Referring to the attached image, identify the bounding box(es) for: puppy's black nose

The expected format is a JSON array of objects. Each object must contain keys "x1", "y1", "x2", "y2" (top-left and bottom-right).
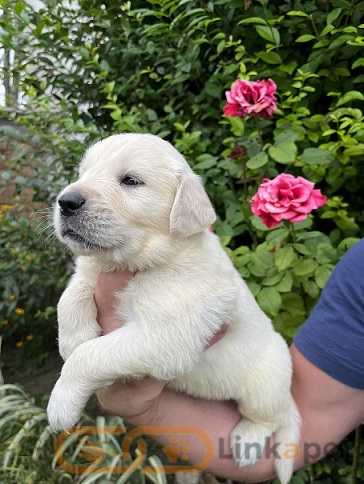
[{"x1": 58, "y1": 191, "x2": 85, "y2": 217}]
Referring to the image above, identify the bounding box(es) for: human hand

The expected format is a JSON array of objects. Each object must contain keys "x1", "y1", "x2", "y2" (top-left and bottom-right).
[
  {"x1": 94, "y1": 270, "x2": 133, "y2": 334},
  {"x1": 94, "y1": 270, "x2": 165, "y2": 423}
]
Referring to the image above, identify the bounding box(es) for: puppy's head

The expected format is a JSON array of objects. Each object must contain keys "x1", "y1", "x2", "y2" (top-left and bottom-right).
[{"x1": 54, "y1": 133, "x2": 216, "y2": 264}]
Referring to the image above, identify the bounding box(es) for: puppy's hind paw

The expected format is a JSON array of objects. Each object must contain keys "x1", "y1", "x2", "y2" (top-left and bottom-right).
[
  {"x1": 47, "y1": 381, "x2": 84, "y2": 432},
  {"x1": 230, "y1": 419, "x2": 273, "y2": 467}
]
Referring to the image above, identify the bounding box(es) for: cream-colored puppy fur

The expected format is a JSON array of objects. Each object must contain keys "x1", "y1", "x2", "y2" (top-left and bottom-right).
[{"x1": 47, "y1": 133, "x2": 300, "y2": 484}]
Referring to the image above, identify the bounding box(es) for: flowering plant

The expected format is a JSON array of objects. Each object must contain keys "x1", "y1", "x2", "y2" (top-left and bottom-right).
[
  {"x1": 222, "y1": 78, "x2": 327, "y2": 231},
  {"x1": 251, "y1": 174, "x2": 327, "y2": 229},
  {"x1": 224, "y1": 79, "x2": 277, "y2": 119},
  {"x1": 218, "y1": 75, "x2": 349, "y2": 331}
]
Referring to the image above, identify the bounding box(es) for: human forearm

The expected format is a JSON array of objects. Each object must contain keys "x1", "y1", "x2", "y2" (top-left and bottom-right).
[
  {"x1": 127, "y1": 388, "x2": 276, "y2": 482},
  {"x1": 124, "y1": 345, "x2": 364, "y2": 482}
]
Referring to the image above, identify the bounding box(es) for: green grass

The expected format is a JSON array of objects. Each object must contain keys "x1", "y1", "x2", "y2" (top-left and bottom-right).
[{"x1": 0, "y1": 385, "x2": 169, "y2": 484}]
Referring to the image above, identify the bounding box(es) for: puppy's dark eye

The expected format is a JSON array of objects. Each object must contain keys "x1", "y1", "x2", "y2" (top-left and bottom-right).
[{"x1": 120, "y1": 175, "x2": 144, "y2": 186}]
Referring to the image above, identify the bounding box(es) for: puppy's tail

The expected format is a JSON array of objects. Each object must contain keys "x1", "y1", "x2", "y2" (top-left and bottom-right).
[{"x1": 274, "y1": 397, "x2": 301, "y2": 484}]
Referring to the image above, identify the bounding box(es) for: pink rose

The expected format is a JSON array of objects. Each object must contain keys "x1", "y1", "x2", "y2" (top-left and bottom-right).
[
  {"x1": 251, "y1": 173, "x2": 327, "y2": 229},
  {"x1": 224, "y1": 79, "x2": 277, "y2": 119}
]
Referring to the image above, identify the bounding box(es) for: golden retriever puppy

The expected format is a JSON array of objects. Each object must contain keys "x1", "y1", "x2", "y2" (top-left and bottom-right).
[{"x1": 47, "y1": 134, "x2": 300, "y2": 484}]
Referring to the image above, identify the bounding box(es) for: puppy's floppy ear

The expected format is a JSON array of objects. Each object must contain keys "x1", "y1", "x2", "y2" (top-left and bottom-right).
[{"x1": 169, "y1": 174, "x2": 216, "y2": 237}]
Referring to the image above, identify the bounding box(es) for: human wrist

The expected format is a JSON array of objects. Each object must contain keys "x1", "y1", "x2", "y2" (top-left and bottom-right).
[
  {"x1": 98, "y1": 317, "x2": 122, "y2": 335},
  {"x1": 126, "y1": 392, "x2": 163, "y2": 426}
]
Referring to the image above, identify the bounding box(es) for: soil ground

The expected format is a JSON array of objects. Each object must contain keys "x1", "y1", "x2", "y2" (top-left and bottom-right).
[{"x1": 1, "y1": 343, "x2": 62, "y2": 396}]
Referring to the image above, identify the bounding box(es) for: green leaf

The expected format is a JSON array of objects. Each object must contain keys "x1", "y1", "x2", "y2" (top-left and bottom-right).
[
  {"x1": 195, "y1": 155, "x2": 217, "y2": 170},
  {"x1": 293, "y1": 243, "x2": 311, "y2": 256},
  {"x1": 300, "y1": 147, "x2": 333, "y2": 165},
  {"x1": 321, "y1": 24, "x2": 335, "y2": 37},
  {"x1": 110, "y1": 108, "x2": 122, "y2": 121},
  {"x1": 337, "y1": 91, "x2": 364, "y2": 107},
  {"x1": 294, "y1": 259, "x2": 318, "y2": 276},
  {"x1": 262, "y1": 272, "x2": 284, "y2": 286},
  {"x1": 250, "y1": 215, "x2": 270, "y2": 232},
  {"x1": 249, "y1": 249, "x2": 274, "y2": 277},
  {"x1": 303, "y1": 280, "x2": 319, "y2": 299},
  {"x1": 79, "y1": 46, "x2": 90, "y2": 59},
  {"x1": 269, "y1": 141, "x2": 297, "y2": 164},
  {"x1": 217, "y1": 40, "x2": 226, "y2": 55},
  {"x1": 298, "y1": 231, "x2": 329, "y2": 242},
  {"x1": 274, "y1": 246, "x2": 297, "y2": 271},
  {"x1": 276, "y1": 313, "x2": 302, "y2": 336},
  {"x1": 257, "y1": 287, "x2": 282, "y2": 317},
  {"x1": 259, "y1": 51, "x2": 282, "y2": 64},
  {"x1": 239, "y1": 17, "x2": 267, "y2": 25},
  {"x1": 293, "y1": 217, "x2": 313, "y2": 231},
  {"x1": 247, "y1": 280, "x2": 260, "y2": 296},
  {"x1": 315, "y1": 266, "x2": 332, "y2": 288},
  {"x1": 337, "y1": 238, "x2": 360, "y2": 252},
  {"x1": 315, "y1": 243, "x2": 337, "y2": 264},
  {"x1": 296, "y1": 34, "x2": 316, "y2": 43},
  {"x1": 342, "y1": 26, "x2": 357, "y2": 34},
  {"x1": 282, "y1": 293, "x2": 306, "y2": 313},
  {"x1": 266, "y1": 228, "x2": 289, "y2": 243},
  {"x1": 287, "y1": 10, "x2": 309, "y2": 17},
  {"x1": 275, "y1": 272, "x2": 293, "y2": 293},
  {"x1": 327, "y1": 8, "x2": 342, "y2": 25},
  {"x1": 229, "y1": 117, "x2": 245, "y2": 136},
  {"x1": 247, "y1": 152, "x2": 268, "y2": 170},
  {"x1": 343, "y1": 143, "x2": 364, "y2": 156},
  {"x1": 352, "y1": 58, "x2": 364, "y2": 69},
  {"x1": 274, "y1": 128, "x2": 299, "y2": 144},
  {"x1": 235, "y1": 254, "x2": 251, "y2": 269},
  {"x1": 256, "y1": 26, "x2": 280, "y2": 45},
  {"x1": 353, "y1": 75, "x2": 364, "y2": 84},
  {"x1": 329, "y1": 34, "x2": 352, "y2": 50}
]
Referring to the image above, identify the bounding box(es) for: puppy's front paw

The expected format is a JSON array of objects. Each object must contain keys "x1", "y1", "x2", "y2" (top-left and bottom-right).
[
  {"x1": 230, "y1": 419, "x2": 273, "y2": 467},
  {"x1": 47, "y1": 380, "x2": 85, "y2": 432}
]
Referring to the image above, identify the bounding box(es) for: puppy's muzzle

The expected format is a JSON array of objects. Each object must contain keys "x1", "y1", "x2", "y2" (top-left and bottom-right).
[{"x1": 58, "y1": 191, "x2": 85, "y2": 217}]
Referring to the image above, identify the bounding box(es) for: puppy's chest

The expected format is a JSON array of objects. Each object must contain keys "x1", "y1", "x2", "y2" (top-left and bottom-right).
[{"x1": 113, "y1": 270, "x2": 238, "y2": 334}]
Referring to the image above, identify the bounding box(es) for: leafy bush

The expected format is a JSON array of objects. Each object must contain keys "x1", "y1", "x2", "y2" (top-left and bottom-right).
[
  {"x1": 0, "y1": 115, "x2": 98, "y2": 354},
  {"x1": 0, "y1": 214, "x2": 68, "y2": 354},
  {"x1": 2, "y1": 0, "x2": 364, "y2": 340}
]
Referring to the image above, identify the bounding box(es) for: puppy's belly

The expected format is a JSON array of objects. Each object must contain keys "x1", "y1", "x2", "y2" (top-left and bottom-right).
[
  {"x1": 167, "y1": 330, "x2": 290, "y2": 402},
  {"x1": 168, "y1": 374, "x2": 232, "y2": 400},
  {"x1": 167, "y1": 345, "x2": 243, "y2": 400}
]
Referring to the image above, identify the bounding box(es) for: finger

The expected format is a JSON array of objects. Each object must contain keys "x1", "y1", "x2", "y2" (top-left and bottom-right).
[{"x1": 94, "y1": 270, "x2": 134, "y2": 328}]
